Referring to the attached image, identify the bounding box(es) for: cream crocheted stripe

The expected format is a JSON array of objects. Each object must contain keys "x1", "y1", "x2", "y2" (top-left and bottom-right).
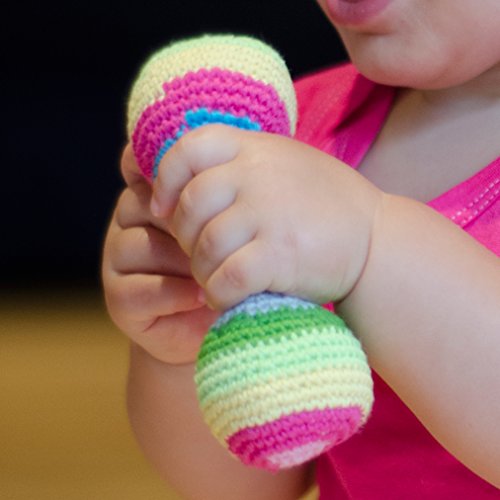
[{"x1": 127, "y1": 34, "x2": 297, "y2": 137}]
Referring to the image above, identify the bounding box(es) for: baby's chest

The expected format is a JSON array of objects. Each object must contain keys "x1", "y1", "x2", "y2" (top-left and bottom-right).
[{"x1": 356, "y1": 139, "x2": 490, "y2": 203}]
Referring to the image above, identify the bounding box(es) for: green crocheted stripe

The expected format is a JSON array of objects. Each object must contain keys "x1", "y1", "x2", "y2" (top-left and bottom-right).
[
  {"x1": 197, "y1": 305, "x2": 352, "y2": 371},
  {"x1": 196, "y1": 321, "x2": 367, "y2": 396},
  {"x1": 195, "y1": 303, "x2": 374, "y2": 440}
]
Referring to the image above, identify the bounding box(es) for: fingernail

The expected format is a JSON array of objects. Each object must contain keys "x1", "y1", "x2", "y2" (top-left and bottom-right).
[{"x1": 197, "y1": 288, "x2": 207, "y2": 305}]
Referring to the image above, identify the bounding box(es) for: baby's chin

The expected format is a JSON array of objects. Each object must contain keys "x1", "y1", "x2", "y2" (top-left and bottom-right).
[
  {"x1": 349, "y1": 51, "x2": 468, "y2": 91},
  {"x1": 345, "y1": 40, "x2": 491, "y2": 91}
]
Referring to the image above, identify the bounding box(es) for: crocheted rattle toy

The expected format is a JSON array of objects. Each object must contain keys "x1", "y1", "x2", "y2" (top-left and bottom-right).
[{"x1": 127, "y1": 34, "x2": 374, "y2": 471}]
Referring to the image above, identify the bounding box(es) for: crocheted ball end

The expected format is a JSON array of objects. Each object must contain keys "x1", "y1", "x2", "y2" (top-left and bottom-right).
[
  {"x1": 195, "y1": 293, "x2": 374, "y2": 471},
  {"x1": 126, "y1": 34, "x2": 296, "y2": 180},
  {"x1": 226, "y1": 406, "x2": 363, "y2": 472}
]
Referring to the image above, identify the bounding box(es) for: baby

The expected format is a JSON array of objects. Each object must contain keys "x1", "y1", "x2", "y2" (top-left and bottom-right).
[{"x1": 102, "y1": 0, "x2": 500, "y2": 497}]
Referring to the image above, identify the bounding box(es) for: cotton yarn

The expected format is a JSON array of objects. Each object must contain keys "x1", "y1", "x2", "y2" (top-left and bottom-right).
[{"x1": 127, "y1": 34, "x2": 373, "y2": 471}]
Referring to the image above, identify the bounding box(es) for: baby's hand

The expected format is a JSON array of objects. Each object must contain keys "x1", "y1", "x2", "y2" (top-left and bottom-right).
[
  {"x1": 151, "y1": 125, "x2": 383, "y2": 311},
  {"x1": 102, "y1": 145, "x2": 219, "y2": 364}
]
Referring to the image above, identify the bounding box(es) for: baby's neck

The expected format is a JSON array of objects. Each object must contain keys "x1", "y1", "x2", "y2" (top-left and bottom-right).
[
  {"x1": 358, "y1": 63, "x2": 500, "y2": 203},
  {"x1": 418, "y1": 61, "x2": 500, "y2": 112}
]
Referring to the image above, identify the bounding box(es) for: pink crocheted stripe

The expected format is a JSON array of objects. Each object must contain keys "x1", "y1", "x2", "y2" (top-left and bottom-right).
[
  {"x1": 227, "y1": 406, "x2": 363, "y2": 471},
  {"x1": 131, "y1": 68, "x2": 291, "y2": 178}
]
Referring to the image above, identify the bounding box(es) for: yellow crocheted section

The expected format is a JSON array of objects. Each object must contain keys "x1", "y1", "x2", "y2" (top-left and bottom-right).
[
  {"x1": 203, "y1": 364, "x2": 374, "y2": 444},
  {"x1": 127, "y1": 34, "x2": 297, "y2": 137}
]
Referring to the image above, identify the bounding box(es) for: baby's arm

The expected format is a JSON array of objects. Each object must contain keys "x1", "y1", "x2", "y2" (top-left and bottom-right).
[
  {"x1": 152, "y1": 125, "x2": 500, "y2": 488},
  {"x1": 127, "y1": 345, "x2": 311, "y2": 500},
  {"x1": 337, "y1": 195, "x2": 500, "y2": 487},
  {"x1": 102, "y1": 145, "x2": 311, "y2": 500}
]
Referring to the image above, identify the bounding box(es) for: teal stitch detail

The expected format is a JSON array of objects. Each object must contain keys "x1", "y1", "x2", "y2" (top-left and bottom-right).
[
  {"x1": 152, "y1": 108, "x2": 261, "y2": 178},
  {"x1": 185, "y1": 108, "x2": 261, "y2": 131}
]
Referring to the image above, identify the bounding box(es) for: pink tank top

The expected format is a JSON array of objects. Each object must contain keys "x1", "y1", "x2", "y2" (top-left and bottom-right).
[{"x1": 293, "y1": 64, "x2": 500, "y2": 498}]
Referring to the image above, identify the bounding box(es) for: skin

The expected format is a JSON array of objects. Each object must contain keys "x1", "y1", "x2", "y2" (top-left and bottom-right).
[
  {"x1": 102, "y1": 0, "x2": 500, "y2": 496},
  {"x1": 316, "y1": 0, "x2": 500, "y2": 89}
]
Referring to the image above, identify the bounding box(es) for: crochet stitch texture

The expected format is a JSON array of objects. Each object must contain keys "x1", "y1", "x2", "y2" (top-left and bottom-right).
[{"x1": 126, "y1": 34, "x2": 374, "y2": 471}]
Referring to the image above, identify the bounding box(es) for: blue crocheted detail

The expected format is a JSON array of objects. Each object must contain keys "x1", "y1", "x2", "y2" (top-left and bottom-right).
[
  {"x1": 152, "y1": 108, "x2": 261, "y2": 178},
  {"x1": 213, "y1": 292, "x2": 315, "y2": 329}
]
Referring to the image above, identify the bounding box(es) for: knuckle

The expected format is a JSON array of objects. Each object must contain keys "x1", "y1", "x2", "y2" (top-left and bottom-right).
[
  {"x1": 205, "y1": 257, "x2": 252, "y2": 311},
  {"x1": 221, "y1": 258, "x2": 250, "y2": 291},
  {"x1": 177, "y1": 182, "x2": 198, "y2": 218},
  {"x1": 176, "y1": 124, "x2": 225, "y2": 159},
  {"x1": 174, "y1": 129, "x2": 194, "y2": 157},
  {"x1": 196, "y1": 224, "x2": 222, "y2": 260},
  {"x1": 188, "y1": 123, "x2": 223, "y2": 141},
  {"x1": 176, "y1": 125, "x2": 214, "y2": 155},
  {"x1": 176, "y1": 174, "x2": 209, "y2": 223}
]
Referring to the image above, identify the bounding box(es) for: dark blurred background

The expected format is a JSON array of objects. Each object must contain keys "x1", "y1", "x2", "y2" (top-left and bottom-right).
[{"x1": 2, "y1": 0, "x2": 346, "y2": 290}]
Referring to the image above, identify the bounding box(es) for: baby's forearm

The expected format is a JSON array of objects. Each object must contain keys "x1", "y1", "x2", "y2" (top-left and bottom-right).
[
  {"x1": 337, "y1": 194, "x2": 500, "y2": 487},
  {"x1": 127, "y1": 343, "x2": 311, "y2": 500}
]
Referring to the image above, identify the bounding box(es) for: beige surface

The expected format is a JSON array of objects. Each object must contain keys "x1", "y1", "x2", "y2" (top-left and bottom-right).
[
  {"x1": 1, "y1": 289, "x2": 180, "y2": 500},
  {"x1": 1, "y1": 289, "x2": 318, "y2": 500}
]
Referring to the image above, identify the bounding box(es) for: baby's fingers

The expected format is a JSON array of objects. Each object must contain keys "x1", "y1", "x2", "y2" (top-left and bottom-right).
[
  {"x1": 106, "y1": 273, "x2": 202, "y2": 331},
  {"x1": 204, "y1": 240, "x2": 279, "y2": 311},
  {"x1": 190, "y1": 204, "x2": 257, "y2": 287},
  {"x1": 104, "y1": 272, "x2": 215, "y2": 364},
  {"x1": 138, "y1": 307, "x2": 219, "y2": 365},
  {"x1": 151, "y1": 124, "x2": 241, "y2": 217},
  {"x1": 116, "y1": 162, "x2": 173, "y2": 234},
  {"x1": 108, "y1": 223, "x2": 191, "y2": 277},
  {"x1": 121, "y1": 143, "x2": 148, "y2": 188}
]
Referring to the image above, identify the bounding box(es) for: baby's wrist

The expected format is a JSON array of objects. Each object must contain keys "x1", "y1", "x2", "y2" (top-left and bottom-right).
[
  {"x1": 335, "y1": 192, "x2": 424, "y2": 336},
  {"x1": 334, "y1": 189, "x2": 388, "y2": 307}
]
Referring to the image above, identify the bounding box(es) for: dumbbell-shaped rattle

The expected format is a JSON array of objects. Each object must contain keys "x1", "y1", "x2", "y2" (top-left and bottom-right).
[{"x1": 127, "y1": 34, "x2": 373, "y2": 471}]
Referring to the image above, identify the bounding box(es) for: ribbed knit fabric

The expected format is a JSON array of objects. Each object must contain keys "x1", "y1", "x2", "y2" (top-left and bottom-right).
[
  {"x1": 196, "y1": 293, "x2": 373, "y2": 471},
  {"x1": 126, "y1": 34, "x2": 374, "y2": 471}
]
